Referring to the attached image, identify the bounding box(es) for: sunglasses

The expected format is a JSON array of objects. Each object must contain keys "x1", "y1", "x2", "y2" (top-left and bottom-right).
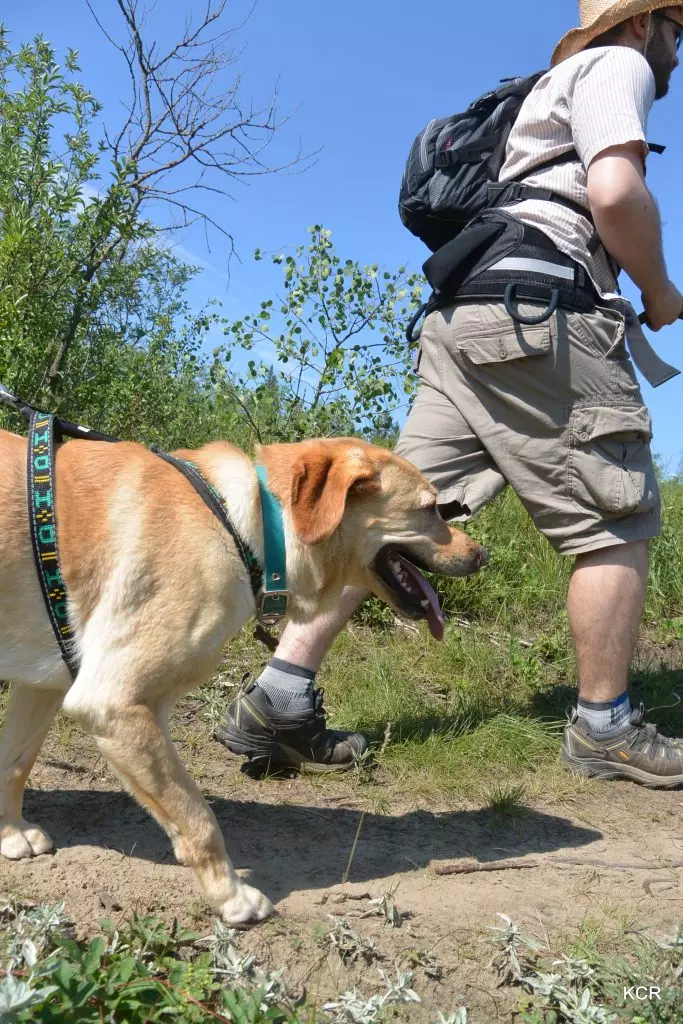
[{"x1": 658, "y1": 12, "x2": 683, "y2": 50}]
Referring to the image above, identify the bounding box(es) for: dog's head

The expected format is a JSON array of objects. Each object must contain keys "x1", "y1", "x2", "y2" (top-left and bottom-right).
[{"x1": 257, "y1": 438, "x2": 486, "y2": 639}]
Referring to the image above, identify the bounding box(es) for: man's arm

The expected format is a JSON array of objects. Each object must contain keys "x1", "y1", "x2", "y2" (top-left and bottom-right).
[{"x1": 587, "y1": 142, "x2": 682, "y2": 330}]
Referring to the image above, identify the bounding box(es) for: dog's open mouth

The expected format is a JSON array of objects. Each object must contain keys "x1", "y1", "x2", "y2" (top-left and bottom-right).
[{"x1": 373, "y1": 547, "x2": 445, "y2": 641}]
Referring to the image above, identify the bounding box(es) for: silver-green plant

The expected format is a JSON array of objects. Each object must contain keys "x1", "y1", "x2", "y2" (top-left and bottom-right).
[
  {"x1": 326, "y1": 916, "x2": 381, "y2": 966},
  {"x1": 323, "y1": 968, "x2": 420, "y2": 1023}
]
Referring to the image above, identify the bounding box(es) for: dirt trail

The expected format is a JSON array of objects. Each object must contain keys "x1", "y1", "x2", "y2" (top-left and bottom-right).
[{"x1": 2, "y1": 723, "x2": 682, "y2": 1020}]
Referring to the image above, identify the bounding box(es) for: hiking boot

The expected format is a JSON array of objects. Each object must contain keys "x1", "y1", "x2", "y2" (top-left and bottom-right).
[
  {"x1": 561, "y1": 704, "x2": 683, "y2": 789},
  {"x1": 214, "y1": 682, "x2": 368, "y2": 773}
]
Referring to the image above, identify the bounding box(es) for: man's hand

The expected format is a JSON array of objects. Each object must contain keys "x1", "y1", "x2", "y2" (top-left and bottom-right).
[{"x1": 641, "y1": 280, "x2": 683, "y2": 331}]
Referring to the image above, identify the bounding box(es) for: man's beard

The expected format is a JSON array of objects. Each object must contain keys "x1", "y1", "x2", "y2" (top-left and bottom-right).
[{"x1": 646, "y1": 25, "x2": 676, "y2": 98}]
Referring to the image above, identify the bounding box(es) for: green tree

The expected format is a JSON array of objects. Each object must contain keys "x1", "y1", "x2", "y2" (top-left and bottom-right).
[
  {"x1": 0, "y1": 0, "x2": 293, "y2": 440},
  {"x1": 213, "y1": 226, "x2": 425, "y2": 443}
]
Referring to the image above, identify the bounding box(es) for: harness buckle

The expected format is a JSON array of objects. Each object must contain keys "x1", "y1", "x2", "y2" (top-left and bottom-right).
[{"x1": 257, "y1": 590, "x2": 289, "y2": 625}]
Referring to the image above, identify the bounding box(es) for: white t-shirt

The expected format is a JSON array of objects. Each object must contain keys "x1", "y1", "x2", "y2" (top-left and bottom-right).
[{"x1": 499, "y1": 47, "x2": 656, "y2": 295}]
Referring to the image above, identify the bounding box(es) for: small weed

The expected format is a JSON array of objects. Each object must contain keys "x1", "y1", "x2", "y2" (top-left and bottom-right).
[
  {"x1": 194, "y1": 672, "x2": 242, "y2": 730},
  {"x1": 362, "y1": 884, "x2": 403, "y2": 928},
  {"x1": 400, "y1": 947, "x2": 444, "y2": 981},
  {"x1": 487, "y1": 913, "x2": 683, "y2": 1023},
  {"x1": 322, "y1": 968, "x2": 420, "y2": 1022},
  {"x1": 325, "y1": 916, "x2": 381, "y2": 967},
  {"x1": 483, "y1": 781, "x2": 528, "y2": 818},
  {"x1": 487, "y1": 913, "x2": 546, "y2": 985},
  {"x1": 52, "y1": 711, "x2": 82, "y2": 752},
  {"x1": 649, "y1": 617, "x2": 683, "y2": 647}
]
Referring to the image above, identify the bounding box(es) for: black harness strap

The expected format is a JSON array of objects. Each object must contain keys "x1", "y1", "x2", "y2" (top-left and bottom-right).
[
  {"x1": 1, "y1": 385, "x2": 267, "y2": 678},
  {"x1": 151, "y1": 448, "x2": 263, "y2": 602},
  {"x1": 27, "y1": 412, "x2": 80, "y2": 678}
]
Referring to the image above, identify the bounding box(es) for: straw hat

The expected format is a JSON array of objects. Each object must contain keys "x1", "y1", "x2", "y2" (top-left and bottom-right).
[{"x1": 552, "y1": 0, "x2": 683, "y2": 65}]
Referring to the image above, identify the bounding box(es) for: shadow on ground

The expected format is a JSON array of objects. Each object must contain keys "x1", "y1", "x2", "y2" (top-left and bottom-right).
[
  {"x1": 23, "y1": 786, "x2": 601, "y2": 906},
  {"x1": 529, "y1": 665, "x2": 683, "y2": 736}
]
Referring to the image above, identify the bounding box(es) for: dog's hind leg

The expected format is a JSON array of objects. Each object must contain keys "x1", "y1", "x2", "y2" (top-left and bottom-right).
[
  {"x1": 73, "y1": 698, "x2": 273, "y2": 927},
  {"x1": 0, "y1": 684, "x2": 62, "y2": 859}
]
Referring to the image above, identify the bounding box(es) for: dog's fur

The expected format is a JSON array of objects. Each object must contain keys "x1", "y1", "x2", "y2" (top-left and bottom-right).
[{"x1": 0, "y1": 431, "x2": 484, "y2": 924}]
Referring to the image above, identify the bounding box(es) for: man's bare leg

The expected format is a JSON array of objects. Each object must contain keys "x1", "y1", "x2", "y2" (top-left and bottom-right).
[
  {"x1": 563, "y1": 539, "x2": 683, "y2": 786},
  {"x1": 273, "y1": 586, "x2": 368, "y2": 672},
  {"x1": 567, "y1": 540, "x2": 648, "y2": 703}
]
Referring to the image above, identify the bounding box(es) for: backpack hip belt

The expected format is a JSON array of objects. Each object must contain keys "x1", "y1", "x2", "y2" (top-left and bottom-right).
[{"x1": 419, "y1": 213, "x2": 599, "y2": 331}]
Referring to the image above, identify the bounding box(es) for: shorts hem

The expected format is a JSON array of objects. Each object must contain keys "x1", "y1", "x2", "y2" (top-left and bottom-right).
[
  {"x1": 551, "y1": 515, "x2": 662, "y2": 557},
  {"x1": 435, "y1": 484, "x2": 474, "y2": 520}
]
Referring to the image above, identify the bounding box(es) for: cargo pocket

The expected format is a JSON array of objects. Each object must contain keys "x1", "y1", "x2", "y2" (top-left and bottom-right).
[
  {"x1": 456, "y1": 314, "x2": 552, "y2": 365},
  {"x1": 568, "y1": 404, "x2": 657, "y2": 518}
]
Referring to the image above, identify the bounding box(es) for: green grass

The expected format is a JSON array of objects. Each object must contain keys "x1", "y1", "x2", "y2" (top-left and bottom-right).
[
  {"x1": 482, "y1": 780, "x2": 529, "y2": 818},
  {"x1": 304, "y1": 482, "x2": 683, "y2": 802}
]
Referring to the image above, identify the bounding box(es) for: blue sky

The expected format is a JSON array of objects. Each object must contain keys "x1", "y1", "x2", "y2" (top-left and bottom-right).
[{"x1": 7, "y1": 1, "x2": 683, "y2": 470}]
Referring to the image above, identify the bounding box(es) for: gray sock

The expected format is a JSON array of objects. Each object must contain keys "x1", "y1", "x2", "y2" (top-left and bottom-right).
[
  {"x1": 255, "y1": 658, "x2": 316, "y2": 713},
  {"x1": 577, "y1": 692, "x2": 632, "y2": 738}
]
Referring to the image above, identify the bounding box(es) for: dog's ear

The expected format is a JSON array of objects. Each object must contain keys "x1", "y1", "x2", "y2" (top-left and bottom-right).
[{"x1": 258, "y1": 441, "x2": 381, "y2": 546}]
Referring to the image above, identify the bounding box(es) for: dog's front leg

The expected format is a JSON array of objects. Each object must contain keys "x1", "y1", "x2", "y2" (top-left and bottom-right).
[
  {"x1": 0, "y1": 684, "x2": 62, "y2": 859},
  {"x1": 69, "y1": 699, "x2": 273, "y2": 926}
]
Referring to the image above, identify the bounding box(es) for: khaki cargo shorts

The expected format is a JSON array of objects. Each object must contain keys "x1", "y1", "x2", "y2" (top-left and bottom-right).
[{"x1": 396, "y1": 301, "x2": 661, "y2": 555}]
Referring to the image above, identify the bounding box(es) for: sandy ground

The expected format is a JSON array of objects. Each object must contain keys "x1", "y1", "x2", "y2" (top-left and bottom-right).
[{"x1": 2, "y1": 704, "x2": 682, "y2": 1021}]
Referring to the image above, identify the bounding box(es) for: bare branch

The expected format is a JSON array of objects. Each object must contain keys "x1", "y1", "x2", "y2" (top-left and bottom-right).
[{"x1": 85, "y1": 0, "x2": 308, "y2": 249}]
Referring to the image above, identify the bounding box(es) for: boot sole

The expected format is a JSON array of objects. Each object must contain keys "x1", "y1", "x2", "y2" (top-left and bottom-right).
[
  {"x1": 561, "y1": 749, "x2": 683, "y2": 790},
  {"x1": 214, "y1": 725, "x2": 360, "y2": 774}
]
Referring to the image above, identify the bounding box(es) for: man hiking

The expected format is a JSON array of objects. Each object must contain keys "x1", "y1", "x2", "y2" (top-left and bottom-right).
[{"x1": 215, "y1": 0, "x2": 683, "y2": 788}]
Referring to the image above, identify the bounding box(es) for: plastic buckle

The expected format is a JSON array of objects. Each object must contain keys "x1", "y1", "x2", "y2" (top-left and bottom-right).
[{"x1": 257, "y1": 590, "x2": 289, "y2": 626}]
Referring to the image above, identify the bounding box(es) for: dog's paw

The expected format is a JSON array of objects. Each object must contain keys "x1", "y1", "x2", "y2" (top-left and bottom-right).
[
  {"x1": 0, "y1": 820, "x2": 54, "y2": 860},
  {"x1": 219, "y1": 882, "x2": 274, "y2": 927}
]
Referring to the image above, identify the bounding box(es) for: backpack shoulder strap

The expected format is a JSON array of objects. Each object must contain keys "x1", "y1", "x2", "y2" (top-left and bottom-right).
[{"x1": 498, "y1": 148, "x2": 593, "y2": 223}]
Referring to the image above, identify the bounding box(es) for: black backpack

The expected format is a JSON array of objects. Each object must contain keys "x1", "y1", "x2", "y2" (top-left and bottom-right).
[{"x1": 399, "y1": 71, "x2": 551, "y2": 253}]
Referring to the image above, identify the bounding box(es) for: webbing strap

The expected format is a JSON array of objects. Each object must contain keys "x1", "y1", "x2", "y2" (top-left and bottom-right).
[
  {"x1": 151, "y1": 448, "x2": 263, "y2": 603},
  {"x1": 255, "y1": 465, "x2": 289, "y2": 623},
  {"x1": 493, "y1": 180, "x2": 594, "y2": 226},
  {"x1": 13, "y1": 393, "x2": 277, "y2": 677},
  {"x1": 27, "y1": 412, "x2": 79, "y2": 678}
]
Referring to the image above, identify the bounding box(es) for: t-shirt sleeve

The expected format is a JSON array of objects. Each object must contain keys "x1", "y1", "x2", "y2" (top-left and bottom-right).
[{"x1": 570, "y1": 48, "x2": 656, "y2": 168}]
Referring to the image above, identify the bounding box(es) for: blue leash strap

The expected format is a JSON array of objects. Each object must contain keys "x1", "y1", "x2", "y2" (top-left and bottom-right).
[
  {"x1": 27, "y1": 411, "x2": 79, "y2": 677},
  {"x1": 255, "y1": 465, "x2": 289, "y2": 624}
]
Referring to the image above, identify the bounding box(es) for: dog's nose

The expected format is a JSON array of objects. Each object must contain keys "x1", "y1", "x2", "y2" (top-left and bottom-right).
[{"x1": 477, "y1": 547, "x2": 489, "y2": 567}]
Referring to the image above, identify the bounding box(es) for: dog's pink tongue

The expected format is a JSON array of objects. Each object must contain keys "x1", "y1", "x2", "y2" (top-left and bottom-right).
[{"x1": 398, "y1": 557, "x2": 445, "y2": 641}]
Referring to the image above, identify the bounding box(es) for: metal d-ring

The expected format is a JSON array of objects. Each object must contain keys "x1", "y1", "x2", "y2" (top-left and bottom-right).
[
  {"x1": 504, "y1": 283, "x2": 560, "y2": 326},
  {"x1": 405, "y1": 301, "x2": 429, "y2": 344}
]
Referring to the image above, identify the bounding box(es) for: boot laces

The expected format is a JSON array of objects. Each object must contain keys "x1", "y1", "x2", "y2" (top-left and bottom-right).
[
  {"x1": 630, "y1": 703, "x2": 681, "y2": 748},
  {"x1": 313, "y1": 687, "x2": 328, "y2": 724}
]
